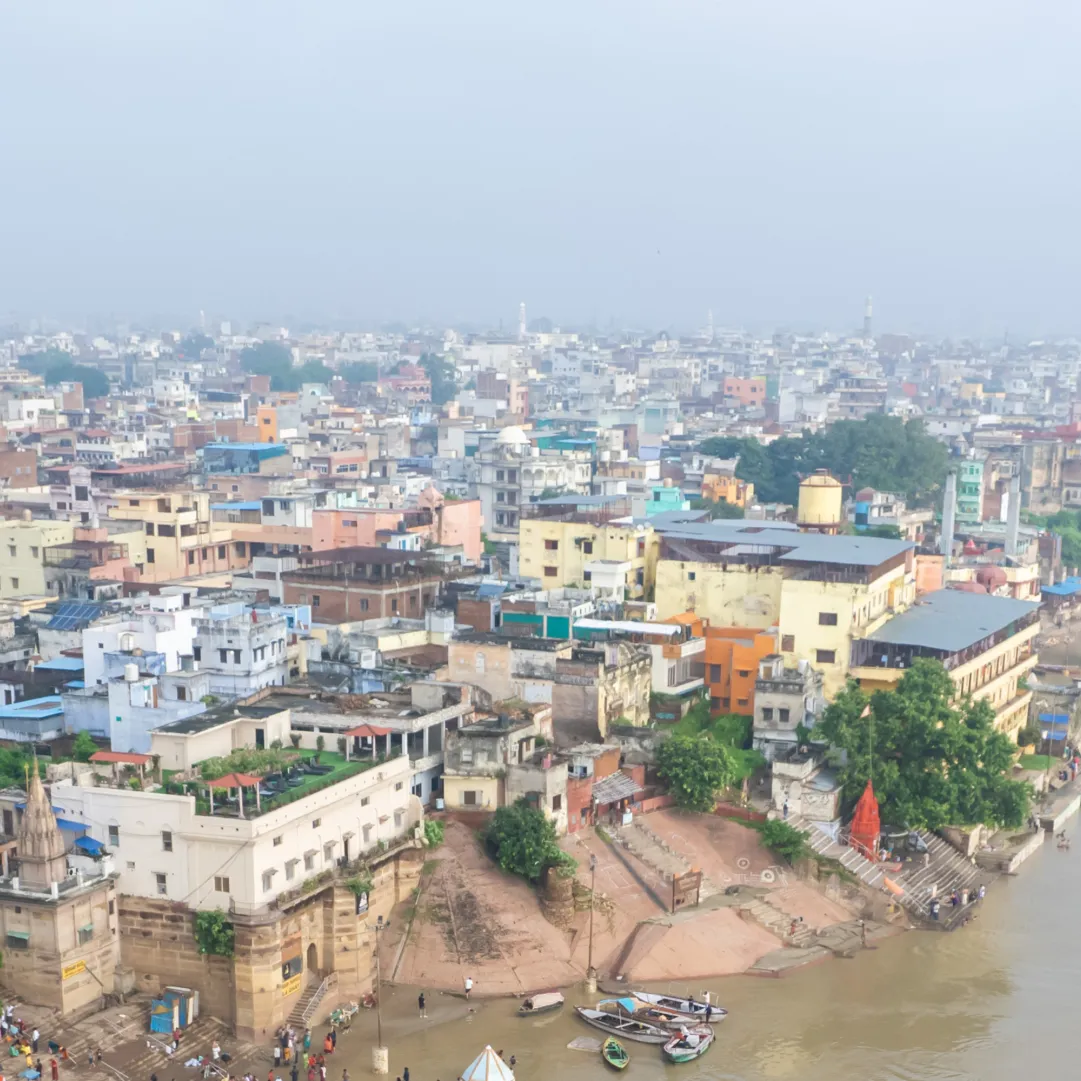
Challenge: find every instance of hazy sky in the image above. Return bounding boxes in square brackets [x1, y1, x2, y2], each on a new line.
[2, 2, 1079, 336]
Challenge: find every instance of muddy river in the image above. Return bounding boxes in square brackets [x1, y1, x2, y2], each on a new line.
[330, 816, 1077, 1081]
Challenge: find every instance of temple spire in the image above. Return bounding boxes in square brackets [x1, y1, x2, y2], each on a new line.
[17, 755, 68, 889]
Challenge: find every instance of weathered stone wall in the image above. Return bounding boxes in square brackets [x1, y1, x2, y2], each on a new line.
[118, 845, 424, 1040]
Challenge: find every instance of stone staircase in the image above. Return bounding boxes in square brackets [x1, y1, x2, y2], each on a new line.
[737, 897, 817, 947]
[790, 814, 989, 921]
[288, 974, 335, 1027]
[614, 820, 717, 899]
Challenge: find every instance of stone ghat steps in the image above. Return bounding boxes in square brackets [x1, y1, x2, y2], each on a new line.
[737, 899, 817, 948]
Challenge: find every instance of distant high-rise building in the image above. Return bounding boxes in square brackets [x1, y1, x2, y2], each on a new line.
[518, 301, 526, 341]
[863, 296, 873, 339]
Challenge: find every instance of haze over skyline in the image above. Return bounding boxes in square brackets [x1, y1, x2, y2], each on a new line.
[2, 1, 1078, 337]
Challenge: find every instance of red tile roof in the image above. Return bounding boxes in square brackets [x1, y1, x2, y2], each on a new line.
[90, 751, 153, 765]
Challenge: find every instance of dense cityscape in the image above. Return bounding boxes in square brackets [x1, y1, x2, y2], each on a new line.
[0, 310, 1074, 1076]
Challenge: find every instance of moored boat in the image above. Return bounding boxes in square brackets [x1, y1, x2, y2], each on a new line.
[596, 997, 689, 1030]
[517, 991, 565, 1017]
[575, 1007, 670, 1044]
[633, 991, 727, 1024]
[663, 1026, 715, 1063]
[600, 1037, 629, 1070]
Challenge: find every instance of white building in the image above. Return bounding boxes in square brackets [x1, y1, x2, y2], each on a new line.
[50, 706, 422, 915]
[193, 602, 289, 695]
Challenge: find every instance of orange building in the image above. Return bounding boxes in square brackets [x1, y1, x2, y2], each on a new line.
[256, 404, 279, 443]
[722, 377, 766, 407]
[701, 473, 755, 508]
[704, 625, 777, 714]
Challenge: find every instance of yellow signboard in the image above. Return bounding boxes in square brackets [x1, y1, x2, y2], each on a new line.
[282, 974, 302, 998]
[62, 960, 86, 981]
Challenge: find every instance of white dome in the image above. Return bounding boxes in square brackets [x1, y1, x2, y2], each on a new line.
[495, 426, 530, 447]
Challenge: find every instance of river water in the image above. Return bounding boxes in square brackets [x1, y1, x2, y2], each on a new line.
[335, 820, 1076, 1081]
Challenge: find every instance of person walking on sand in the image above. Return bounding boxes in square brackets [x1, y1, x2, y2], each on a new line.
[464, 976, 472, 1000]
[418, 992, 426, 1019]
[31, 1031, 38, 1055]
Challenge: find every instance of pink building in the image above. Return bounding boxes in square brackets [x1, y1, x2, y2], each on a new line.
[312, 487, 481, 563]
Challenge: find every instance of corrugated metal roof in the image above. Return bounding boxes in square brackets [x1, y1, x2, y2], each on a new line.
[866, 589, 1039, 653]
[592, 771, 643, 804]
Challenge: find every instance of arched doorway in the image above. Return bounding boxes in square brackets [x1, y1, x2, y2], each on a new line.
[306, 942, 319, 979]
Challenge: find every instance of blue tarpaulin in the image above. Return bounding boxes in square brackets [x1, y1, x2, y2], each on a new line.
[1038, 714, 1070, 741]
[74, 836, 105, 855]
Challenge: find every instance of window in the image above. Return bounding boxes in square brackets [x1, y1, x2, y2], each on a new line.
[544, 566, 558, 577]
[304, 853, 316, 871]
[496, 470, 505, 481]
[360, 796, 370, 807]
[29, 547, 38, 558]
[108, 899, 115, 915]
[262, 871, 274, 891]
[708, 664, 721, 683]
[108, 824, 119, 846]
[463, 790, 478, 806]
[219, 649, 228, 664]
[214, 876, 230, 893]
[279, 500, 289, 511]
[312, 817, 321, 828]
[192, 645, 201, 662]
[162, 830, 173, 852]
[5, 933, 29, 950]
[391, 598, 398, 613]
[285, 860, 296, 881]
[9, 578, 17, 590]
[273, 835, 282, 846]
[781, 634, 795, 652]
[394, 781, 403, 791]
[583, 540, 593, 555]
[313, 595, 321, 608]
[235, 541, 246, 556]
[761, 707, 774, 721]
[552, 794, 562, 811]
[155, 873, 167, 895]
[360, 598, 369, 612]
[218, 545, 226, 559]
[544, 539, 559, 550]
[779, 708, 790, 724]
[736, 697, 749, 707]
[818, 612, 838, 626]
[816, 649, 836, 664]
[146, 548, 155, 564]
[232, 649, 241, 663]
[687, 571, 696, 581]
[324, 843, 335, 861]
[496, 492, 505, 503]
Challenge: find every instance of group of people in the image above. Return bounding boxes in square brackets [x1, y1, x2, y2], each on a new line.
[928, 883, 985, 921]
[266, 1024, 340, 1081]
[0, 1003, 100, 1081]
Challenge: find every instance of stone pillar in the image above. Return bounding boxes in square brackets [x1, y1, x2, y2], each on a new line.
[371, 1046, 388, 1074]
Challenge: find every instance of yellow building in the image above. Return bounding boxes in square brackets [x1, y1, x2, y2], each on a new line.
[701, 473, 755, 508]
[0, 518, 75, 598]
[109, 489, 247, 582]
[849, 589, 1038, 736]
[519, 515, 658, 598]
[654, 522, 915, 697]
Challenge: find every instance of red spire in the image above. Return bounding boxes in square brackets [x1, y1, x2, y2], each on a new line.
[849, 780, 880, 860]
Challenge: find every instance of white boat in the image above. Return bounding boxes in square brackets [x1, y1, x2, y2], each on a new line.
[517, 991, 565, 1016]
[632, 992, 727, 1023]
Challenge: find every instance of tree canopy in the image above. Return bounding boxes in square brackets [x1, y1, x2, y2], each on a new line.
[1027, 509, 1081, 567]
[657, 733, 738, 812]
[340, 361, 379, 384]
[817, 659, 1031, 830]
[698, 417, 948, 507]
[176, 333, 214, 361]
[239, 342, 333, 392]
[19, 350, 110, 398]
[486, 800, 575, 881]
[419, 353, 458, 404]
[689, 497, 745, 520]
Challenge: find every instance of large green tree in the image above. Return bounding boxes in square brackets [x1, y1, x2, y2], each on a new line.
[657, 734, 738, 812]
[817, 659, 1031, 830]
[240, 342, 332, 392]
[19, 350, 110, 398]
[697, 417, 948, 507]
[419, 353, 458, 404]
[486, 800, 573, 881]
[340, 361, 379, 383]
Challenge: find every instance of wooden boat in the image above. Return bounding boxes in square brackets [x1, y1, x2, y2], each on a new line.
[596, 997, 690, 1030]
[601, 1037, 629, 1070]
[633, 992, 728, 1024]
[663, 1026, 715, 1063]
[575, 1007, 670, 1044]
[517, 991, 565, 1017]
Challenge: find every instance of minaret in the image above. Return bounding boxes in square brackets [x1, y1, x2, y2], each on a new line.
[518, 302, 527, 341]
[17, 758, 67, 889]
[940, 471, 957, 567]
[707, 309, 714, 343]
[863, 296, 873, 339]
